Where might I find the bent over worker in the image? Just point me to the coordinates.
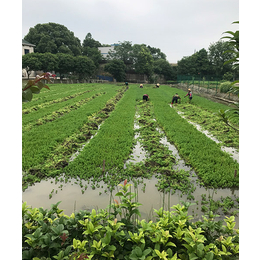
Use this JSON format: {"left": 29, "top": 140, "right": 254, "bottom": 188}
{"left": 171, "top": 93, "right": 181, "bottom": 105}
{"left": 184, "top": 89, "right": 192, "bottom": 102}
{"left": 143, "top": 94, "right": 149, "bottom": 101}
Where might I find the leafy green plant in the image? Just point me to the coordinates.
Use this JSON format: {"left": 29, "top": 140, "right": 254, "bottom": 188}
{"left": 22, "top": 72, "right": 55, "bottom": 102}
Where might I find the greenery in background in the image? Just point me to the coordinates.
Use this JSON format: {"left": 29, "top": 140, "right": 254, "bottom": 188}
{"left": 104, "top": 60, "right": 126, "bottom": 82}
{"left": 22, "top": 181, "right": 239, "bottom": 260}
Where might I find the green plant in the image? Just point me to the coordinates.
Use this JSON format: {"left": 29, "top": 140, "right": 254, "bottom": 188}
{"left": 22, "top": 72, "right": 55, "bottom": 102}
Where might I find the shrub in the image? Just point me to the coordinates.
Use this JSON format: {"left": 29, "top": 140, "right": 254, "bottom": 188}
{"left": 219, "top": 81, "right": 232, "bottom": 93}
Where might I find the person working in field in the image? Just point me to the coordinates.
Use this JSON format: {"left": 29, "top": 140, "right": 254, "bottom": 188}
{"left": 184, "top": 89, "right": 192, "bottom": 102}
{"left": 143, "top": 94, "right": 149, "bottom": 101}
{"left": 171, "top": 93, "right": 181, "bottom": 105}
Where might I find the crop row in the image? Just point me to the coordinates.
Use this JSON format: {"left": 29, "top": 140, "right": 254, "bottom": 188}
{"left": 22, "top": 86, "right": 122, "bottom": 172}
{"left": 23, "top": 86, "right": 128, "bottom": 190}
{"left": 173, "top": 103, "right": 239, "bottom": 148}
{"left": 63, "top": 86, "right": 138, "bottom": 180}
{"left": 22, "top": 89, "right": 92, "bottom": 115}
{"left": 146, "top": 85, "right": 238, "bottom": 188}
{"left": 22, "top": 85, "right": 113, "bottom": 128}
{"left": 22, "top": 92, "right": 106, "bottom": 132}
{"left": 162, "top": 86, "right": 238, "bottom": 125}
{"left": 22, "top": 83, "right": 94, "bottom": 109}
{"left": 129, "top": 98, "right": 196, "bottom": 196}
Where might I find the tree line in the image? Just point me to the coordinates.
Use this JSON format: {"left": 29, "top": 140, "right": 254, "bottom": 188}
{"left": 23, "top": 22, "right": 238, "bottom": 82}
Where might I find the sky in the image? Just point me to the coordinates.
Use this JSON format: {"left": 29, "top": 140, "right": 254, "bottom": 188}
{"left": 22, "top": 0, "right": 239, "bottom": 63}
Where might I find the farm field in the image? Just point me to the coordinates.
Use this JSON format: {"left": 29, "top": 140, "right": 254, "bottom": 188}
{"left": 22, "top": 83, "right": 239, "bottom": 221}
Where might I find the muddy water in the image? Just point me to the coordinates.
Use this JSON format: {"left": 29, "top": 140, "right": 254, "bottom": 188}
{"left": 23, "top": 113, "right": 239, "bottom": 227}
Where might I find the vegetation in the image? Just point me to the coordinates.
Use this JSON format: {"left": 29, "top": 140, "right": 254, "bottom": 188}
{"left": 23, "top": 83, "right": 239, "bottom": 192}
{"left": 22, "top": 181, "right": 239, "bottom": 260}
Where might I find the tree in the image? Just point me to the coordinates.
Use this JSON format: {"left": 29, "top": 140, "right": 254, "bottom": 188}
{"left": 177, "top": 55, "right": 197, "bottom": 76}
{"left": 147, "top": 46, "right": 167, "bottom": 60}
{"left": 208, "top": 40, "right": 235, "bottom": 78}
{"left": 195, "top": 48, "right": 211, "bottom": 76}
{"left": 82, "top": 33, "right": 101, "bottom": 48}
{"left": 153, "top": 59, "right": 174, "bottom": 80}
{"left": 82, "top": 47, "right": 102, "bottom": 69}
{"left": 107, "top": 41, "right": 133, "bottom": 64}
{"left": 22, "top": 53, "right": 42, "bottom": 79}
{"left": 132, "top": 44, "right": 154, "bottom": 79}
{"left": 56, "top": 53, "right": 75, "bottom": 78}
{"left": 177, "top": 48, "right": 211, "bottom": 77}
{"left": 24, "top": 22, "right": 82, "bottom": 56}
{"left": 37, "top": 52, "right": 58, "bottom": 72}
{"left": 104, "top": 60, "right": 126, "bottom": 82}
{"left": 74, "top": 56, "right": 96, "bottom": 80}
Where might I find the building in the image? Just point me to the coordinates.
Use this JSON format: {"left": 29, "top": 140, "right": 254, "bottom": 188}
{"left": 98, "top": 44, "right": 121, "bottom": 59}
{"left": 22, "top": 39, "right": 35, "bottom": 55}
{"left": 22, "top": 39, "right": 36, "bottom": 78}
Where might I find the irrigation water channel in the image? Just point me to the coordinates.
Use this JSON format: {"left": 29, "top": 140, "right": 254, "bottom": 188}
{"left": 23, "top": 111, "right": 239, "bottom": 226}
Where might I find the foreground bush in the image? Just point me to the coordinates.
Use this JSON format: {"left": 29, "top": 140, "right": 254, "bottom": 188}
{"left": 22, "top": 180, "right": 239, "bottom": 259}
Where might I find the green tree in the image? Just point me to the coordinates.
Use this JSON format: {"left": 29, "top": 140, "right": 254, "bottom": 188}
{"left": 82, "top": 33, "right": 101, "bottom": 48}
{"left": 24, "top": 22, "right": 82, "bottom": 56}
{"left": 56, "top": 53, "right": 75, "bottom": 78}
{"left": 107, "top": 41, "right": 133, "bottom": 64}
{"left": 153, "top": 59, "right": 174, "bottom": 80}
{"left": 132, "top": 44, "right": 154, "bottom": 79}
{"left": 22, "top": 52, "right": 42, "bottom": 79}
{"left": 104, "top": 59, "right": 126, "bottom": 82}
{"left": 74, "top": 56, "right": 96, "bottom": 80}
{"left": 147, "top": 45, "right": 167, "bottom": 60}
{"left": 195, "top": 48, "right": 211, "bottom": 76}
{"left": 177, "top": 55, "right": 197, "bottom": 76}
{"left": 208, "top": 40, "right": 235, "bottom": 78}
{"left": 37, "top": 52, "right": 58, "bottom": 72}
{"left": 177, "top": 48, "right": 211, "bottom": 77}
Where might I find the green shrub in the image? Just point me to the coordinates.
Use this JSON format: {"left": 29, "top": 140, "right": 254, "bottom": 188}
{"left": 219, "top": 81, "right": 232, "bottom": 93}
{"left": 22, "top": 180, "right": 239, "bottom": 259}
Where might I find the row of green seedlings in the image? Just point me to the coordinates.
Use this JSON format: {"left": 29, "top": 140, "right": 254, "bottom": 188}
{"left": 125, "top": 100, "right": 196, "bottom": 199}
{"left": 22, "top": 84, "right": 111, "bottom": 128}
{"left": 167, "top": 85, "right": 238, "bottom": 124}
{"left": 22, "top": 89, "right": 93, "bottom": 115}
{"left": 172, "top": 103, "right": 239, "bottom": 148}
{"left": 22, "top": 86, "right": 128, "bottom": 191}
{"left": 148, "top": 86, "right": 239, "bottom": 188}
{"left": 22, "top": 83, "right": 93, "bottom": 108}
{"left": 63, "top": 85, "right": 138, "bottom": 185}
{"left": 23, "top": 92, "right": 106, "bottom": 132}
{"left": 22, "top": 181, "right": 239, "bottom": 260}
{"left": 22, "top": 85, "right": 122, "bottom": 172}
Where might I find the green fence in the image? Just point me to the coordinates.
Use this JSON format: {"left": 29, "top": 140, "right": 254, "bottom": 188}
{"left": 177, "top": 75, "right": 221, "bottom": 94}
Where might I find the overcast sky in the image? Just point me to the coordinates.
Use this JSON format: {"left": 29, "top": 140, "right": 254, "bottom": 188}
{"left": 22, "top": 0, "right": 239, "bottom": 63}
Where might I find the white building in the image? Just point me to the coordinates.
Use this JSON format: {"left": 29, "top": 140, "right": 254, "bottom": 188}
{"left": 98, "top": 45, "right": 115, "bottom": 59}
{"left": 22, "top": 39, "right": 36, "bottom": 78}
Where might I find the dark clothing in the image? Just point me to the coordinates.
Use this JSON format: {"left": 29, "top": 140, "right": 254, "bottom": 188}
{"left": 143, "top": 94, "right": 149, "bottom": 101}
{"left": 171, "top": 94, "right": 181, "bottom": 104}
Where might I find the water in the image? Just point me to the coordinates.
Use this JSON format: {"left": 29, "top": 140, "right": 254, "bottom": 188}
{"left": 23, "top": 115, "right": 239, "bottom": 226}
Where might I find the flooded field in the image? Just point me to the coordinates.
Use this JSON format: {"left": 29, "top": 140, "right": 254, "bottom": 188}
{"left": 23, "top": 112, "right": 239, "bottom": 226}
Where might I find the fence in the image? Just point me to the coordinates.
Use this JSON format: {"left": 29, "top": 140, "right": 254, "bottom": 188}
{"left": 174, "top": 75, "right": 238, "bottom": 103}
{"left": 177, "top": 75, "right": 222, "bottom": 94}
